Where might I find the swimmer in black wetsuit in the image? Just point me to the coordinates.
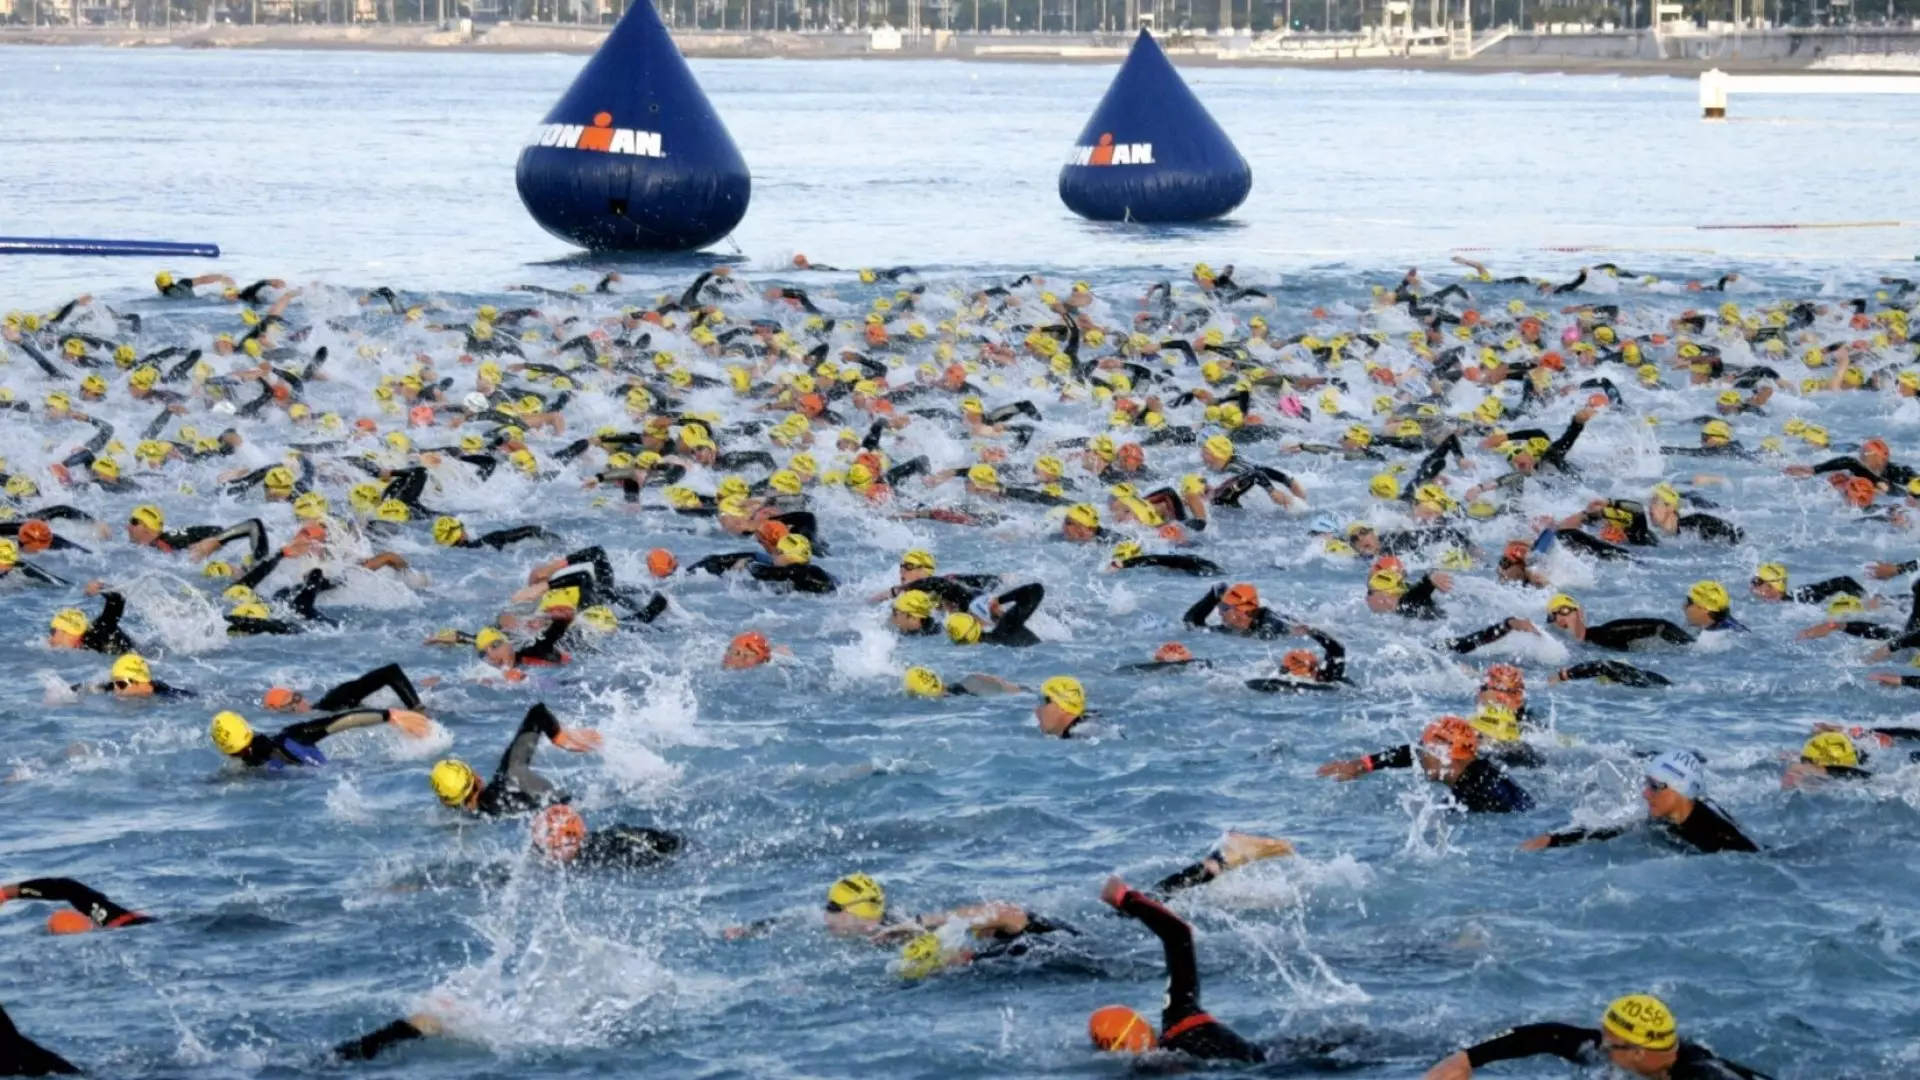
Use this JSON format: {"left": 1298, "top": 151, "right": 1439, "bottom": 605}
{"left": 332, "top": 1013, "right": 445, "bottom": 1063}
{"left": 209, "top": 707, "right": 430, "bottom": 768}
{"left": 1107, "top": 539, "right": 1221, "bottom": 576}
{"left": 1185, "top": 582, "right": 1288, "bottom": 638}
{"left": 1545, "top": 593, "right": 1695, "bottom": 651}
{"left": 1549, "top": 659, "right": 1671, "bottom": 687}
{"left": 528, "top": 804, "right": 682, "bottom": 870}
{"left": 428, "top": 703, "right": 602, "bottom": 817}
{"left": 1422, "top": 992, "right": 1770, "bottom": 1080}
{"left": 1521, "top": 750, "right": 1758, "bottom": 855}
{"left": 0, "top": 877, "right": 154, "bottom": 934}
{"left": 944, "top": 582, "right": 1046, "bottom": 646}
{"left": 432, "top": 515, "right": 562, "bottom": 550}
{"left": 260, "top": 663, "right": 427, "bottom": 714}
{"left": 0, "top": 1003, "right": 81, "bottom": 1075}
{"left": 1317, "top": 716, "right": 1534, "bottom": 813}
{"left": 1087, "top": 878, "right": 1265, "bottom": 1062}
{"left": 47, "top": 582, "right": 135, "bottom": 654}
{"left": 1247, "top": 625, "right": 1349, "bottom": 693}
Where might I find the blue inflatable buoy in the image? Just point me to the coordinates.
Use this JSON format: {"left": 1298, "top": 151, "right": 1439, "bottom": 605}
{"left": 1058, "top": 30, "right": 1251, "bottom": 224}
{"left": 515, "top": 0, "right": 749, "bottom": 253}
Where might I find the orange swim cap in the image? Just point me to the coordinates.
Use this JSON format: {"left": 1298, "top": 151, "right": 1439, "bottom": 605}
{"left": 1089, "top": 1005, "right": 1155, "bottom": 1052}
{"left": 263, "top": 686, "right": 296, "bottom": 710}
{"left": 1153, "top": 642, "right": 1192, "bottom": 663}
{"left": 1282, "top": 649, "right": 1317, "bottom": 678}
{"left": 646, "top": 548, "right": 678, "bottom": 578}
{"left": 726, "top": 631, "right": 772, "bottom": 668}
{"left": 756, "top": 520, "right": 790, "bottom": 549}
{"left": 1371, "top": 555, "right": 1404, "bottom": 576}
{"left": 1422, "top": 716, "right": 1480, "bottom": 762}
{"left": 409, "top": 405, "right": 435, "bottom": 427}
{"left": 1221, "top": 583, "right": 1259, "bottom": 609}
{"left": 46, "top": 910, "right": 96, "bottom": 936}
{"left": 1483, "top": 663, "right": 1525, "bottom": 694}
{"left": 532, "top": 804, "right": 587, "bottom": 862}
{"left": 17, "top": 519, "right": 52, "bottom": 552}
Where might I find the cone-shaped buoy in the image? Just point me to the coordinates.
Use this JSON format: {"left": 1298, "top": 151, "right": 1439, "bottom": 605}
{"left": 516, "top": 0, "right": 749, "bottom": 252}
{"left": 1058, "top": 31, "right": 1251, "bottom": 224}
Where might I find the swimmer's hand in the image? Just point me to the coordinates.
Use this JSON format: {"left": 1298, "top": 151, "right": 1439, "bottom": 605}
{"left": 552, "top": 728, "right": 603, "bottom": 753}
{"left": 1098, "top": 877, "right": 1131, "bottom": 911}
{"left": 1517, "top": 834, "right": 1553, "bottom": 852}
{"left": 1423, "top": 1050, "right": 1474, "bottom": 1080}
{"left": 387, "top": 710, "right": 431, "bottom": 738}
{"left": 423, "top": 629, "right": 462, "bottom": 646}
{"left": 1317, "top": 759, "right": 1368, "bottom": 782}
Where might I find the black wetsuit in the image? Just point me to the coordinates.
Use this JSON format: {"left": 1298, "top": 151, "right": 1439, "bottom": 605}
{"left": 1114, "top": 553, "right": 1222, "bottom": 577}
{"left": 229, "top": 709, "right": 391, "bottom": 769}
{"left": 1461, "top": 1023, "right": 1771, "bottom": 1079}
{"left": 453, "top": 524, "right": 562, "bottom": 550}
{"left": 1114, "top": 888, "right": 1265, "bottom": 1063}
{"left": 472, "top": 704, "right": 571, "bottom": 817}
{"left": 72, "top": 591, "right": 136, "bottom": 654}
{"left": 333, "top": 1018, "right": 428, "bottom": 1062}
{"left": 1361, "top": 747, "right": 1534, "bottom": 812}
{"left": 0, "top": 1004, "right": 80, "bottom": 1076}
{"left": 972, "top": 583, "right": 1046, "bottom": 646}
{"left": 1542, "top": 799, "right": 1758, "bottom": 854}
{"left": 9, "top": 878, "right": 152, "bottom": 931}
{"left": 1582, "top": 618, "right": 1695, "bottom": 651}
{"left": 1246, "top": 628, "right": 1348, "bottom": 693}
{"left": 1556, "top": 660, "right": 1671, "bottom": 687}
{"left": 576, "top": 825, "right": 682, "bottom": 869}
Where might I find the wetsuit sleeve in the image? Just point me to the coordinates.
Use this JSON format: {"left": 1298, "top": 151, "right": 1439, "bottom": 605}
{"left": 1152, "top": 861, "right": 1219, "bottom": 896}
{"left": 517, "top": 618, "right": 571, "bottom": 664}
{"left": 689, "top": 552, "right": 759, "bottom": 576}
{"left": 563, "top": 545, "right": 616, "bottom": 590}
{"left": 1447, "top": 620, "right": 1515, "bottom": 654}
{"left": 1304, "top": 628, "right": 1347, "bottom": 682}
{"left": 0, "top": 1005, "right": 81, "bottom": 1075}
{"left": 478, "top": 525, "right": 561, "bottom": 550}
{"left": 1540, "top": 415, "right": 1586, "bottom": 471}
{"left": 279, "top": 709, "right": 389, "bottom": 746}
{"left": 493, "top": 704, "right": 563, "bottom": 795}
{"left": 13, "top": 877, "right": 135, "bottom": 925}
{"left": 332, "top": 1019, "right": 426, "bottom": 1061}
{"left": 1557, "top": 660, "right": 1670, "bottom": 687}
{"left": 1793, "top": 576, "right": 1864, "bottom": 604}
{"left": 1129, "top": 554, "right": 1223, "bottom": 576}
{"left": 1365, "top": 745, "right": 1415, "bottom": 771}
{"left": 1543, "top": 824, "right": 1632, "bottom": 848}
{"left": 1183, "top": 585, "right": 1224, "bottom": 628}
{"left": 1116, "top": 889, "right": 1203, "bottom": 1023}
{"left": 990, "top": 583, "right": 1044, "bottom": 637}
{"left": 1398, "top": 576, "right": 1442, "bottom": 619}
{"left": 313, "top": 663, "right": 422, "bottom": 711}
{"left": 1678, "top": 801, "right": 1761, "bottom": 854}
{"left": 211, "top": 518, "right": 270, "bottom": 563}
{"left": 80, "top": 591, "right": 134, "bottom": 654}
{"left": 1463, "top": 1023, "right": 1604, "bottom": 1068}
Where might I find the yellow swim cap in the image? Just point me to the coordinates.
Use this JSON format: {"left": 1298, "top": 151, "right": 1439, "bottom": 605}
{"left": 375, "top": 499, "right": 411, "bottom": 524}
{"left": 900, "top": 549, "right": 936, "bottom": 572}
{"left": 111, "top": 653, "right": 151, "bottom": 684}
{"left": 1548, "top": 593, "right": 1581, "bottom": 615}
{"left": 1203, "top": 434, "right": 1234, "bottom": 463}
{"left": 1753, "top": 563, "right": 1787, "bottom": 587}
{"left": 1801, "top": 731, "right": 1859, "bottom": 768}
{"left": 904, "top": 667, "right": 945, "bottom": 698}
{"left": 1065, "top": 504, "right": 1099, "bottom": 530}
{"left": 1687, "top": 580, "right": 1731, "bottom": 614}
{"left": 1469, "top": 702, "right": 1520, "bottom": 742}
{"left": 1369, "top": 473, "right": 1401, "bottom": 500}
{"left": 1601, "top": 994, "right": 1677, "bottom": 1051}
{"left": 1110, "top": 540, "right": 1142, "bottom": 564}
{"left": 899, "top": 933, "right": 948, "bottom": 980}
{"left": 430, "top": 759, "right": 478, "bottom": 806}
{"left": 50, "top": 609, "right": 87, "bottom": 636}
{"left": 946, "top": 612, "right": 983, "bottom": 644}
{"left": 893, "top": 590, "right": 936, "bottom": 620}
{"left": 1042, "top": 676, "right": 1086, "bottom": 717}
{"left": 292, "top": 492, "right": 328, "bottom": 521}
{"left": 967, "top": 463, "right": 1001, "bottom": 488}
{"left": 827, "top": 873, "right": 885, "bottom": 919}
{"left": 1651, "top": 483, "right": 1681, "bottom": 507}
{"left": 210, "top": 711, "right": 255, "bottom": 756}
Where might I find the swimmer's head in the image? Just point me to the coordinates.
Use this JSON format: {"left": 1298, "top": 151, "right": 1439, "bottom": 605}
{"left": 1088, "top": 1006, "right": 1155, "bottom": 1053}
{"left": 532, "top": 804, "right": 588, "bottom": 863}
{"left": 724, "top": 630, "right": 772, "bottom": 669}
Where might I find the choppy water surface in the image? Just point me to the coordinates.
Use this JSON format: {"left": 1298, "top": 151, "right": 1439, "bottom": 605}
{"left": 1, "top": 43, "right": 1920, "bottom": 1080}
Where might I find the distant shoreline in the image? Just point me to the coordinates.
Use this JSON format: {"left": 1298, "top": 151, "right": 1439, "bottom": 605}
{"left": 0, "top": 23, "right": 1859, "bottom": 76}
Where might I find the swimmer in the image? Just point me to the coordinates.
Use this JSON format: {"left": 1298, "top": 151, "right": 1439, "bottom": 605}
{"left": 1115, "top": 642, "right": 1214, "bottom": 673}
{"left": 0, "top": 877, "right": 154, "bottom": 934}
{"left": 1544, "top": 593, "right": 1696, "bottom": 651}
{"left": 260, "top": 663, "right": 428, "bottom": 714}
{"left": 1317, "top": 716, "right": 1534, "bottom": 813}
{"left": 1780, "top": 727, "right": 1920, "bottom": 788}
{"left": 47, "top": 580, "right": 135, "bottom": 654}
{"left": 74, "top": 652, "right": 193, "bottom": 699}
{"left": 901, "top": 667, "right": 1024, "bottom": 698}
{"left": 529, "top": 804, "right": 682, "bottom": 870}
{"left": 1421, "top": 993, "right": 1769, "bottom": 1079}
{"left": 210, "top": 707, "right": 430, "bottom": 768}
{"left": 1246, "top": 624, "right": 1349, "bottom": 693}
{"left": 428, "top": 703, "right": 602, "bottom": 816}
{"left": 0, "top": 1002, "right": 80, "bottom": 1075}
{"left": 332, "top": 1013, "right": 445, "bottom": 1062}
{"left": 1034, "top": 676, "right": 1087, "bottom": 736}
{"left": 1184, "top": 582, "right": 1287, "bottom": 638}
{"left": 1087, "top": 877, "right": 1265, "bottom": 1062}
{"left": 1521, "top": 750, "right": 1758, "bottom": 854}
{"left": 1106, "top": 539, "right": 1221, "bottom": 576}
{"left": 944, "top": 583, "right": 1046, "bottom": 647}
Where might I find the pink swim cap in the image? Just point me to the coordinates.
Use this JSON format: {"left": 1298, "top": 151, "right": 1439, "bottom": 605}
{"left": 1560, "top": 326, "right": 1581, "bottom": 345}
{"left": 1277, "top": 394, "right": 1305, "bottom": 418}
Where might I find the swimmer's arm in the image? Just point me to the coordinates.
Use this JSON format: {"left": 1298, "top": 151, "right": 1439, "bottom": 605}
{"left": 281, "top": 709, "right": 391, "bottom": 745}
{"left": 1183, "top": 584, "right": 1225, "bottom": 628}
{"left": 4, "top": 877, "right": 133, "bottom": 924}
{"left": 1461, "top": 1023, "right": 1602, "bottom": 1067}
{"left": 332, "top": 1013, "right": 442, "bottom": 1062}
